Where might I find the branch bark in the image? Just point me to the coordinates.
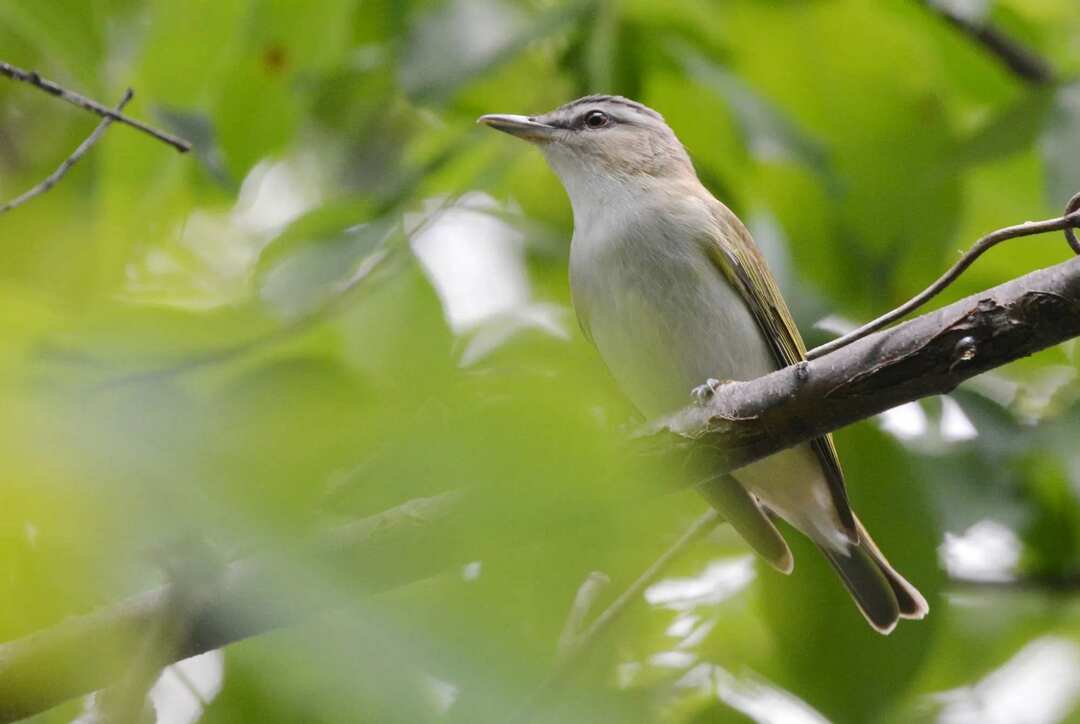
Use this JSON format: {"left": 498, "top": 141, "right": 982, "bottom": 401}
{"left": 0, "top": 61, "right": 191, "bottom": 152}
{"left": 0, "top": 90, "right": 133, "bottom": 214}
{"left": 643, "top": 254, "right": 1080, "bottom": 474}
{"left": 4, "top": 253, "right": 1080, "bottom": 720}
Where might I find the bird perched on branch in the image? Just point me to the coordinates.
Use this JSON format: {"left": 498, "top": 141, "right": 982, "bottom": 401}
{"left": 480, "top": 95, "right": 927, "bottom": 633}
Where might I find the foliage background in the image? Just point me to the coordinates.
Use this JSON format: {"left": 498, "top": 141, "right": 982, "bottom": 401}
{"left": 2, "top": 0, "right": 1080, "bottom": 722}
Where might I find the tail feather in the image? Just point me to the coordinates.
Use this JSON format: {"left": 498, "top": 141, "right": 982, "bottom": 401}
{"left": 819, "top": 542, "right": 901, "bottom": 634}
{"left": 817, "top": 516, "right": 928, "bottom": 634}
{"left": 854, "top": 517, "right": 929, "bottom": 620}
{"left": 696, "top": 476, "right": 793, "bottom": 574}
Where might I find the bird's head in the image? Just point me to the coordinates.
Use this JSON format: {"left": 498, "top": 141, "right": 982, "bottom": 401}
{"left": 478, "top": 96, "right": 694, "bottom": 188}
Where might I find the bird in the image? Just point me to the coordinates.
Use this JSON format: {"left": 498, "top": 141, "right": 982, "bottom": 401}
{"left": 479, "top": 95, "right": 927, "bottom": 633}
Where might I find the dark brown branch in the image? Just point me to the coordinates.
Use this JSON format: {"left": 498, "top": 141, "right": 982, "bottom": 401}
{"left": 6, "top": 229, "right": 1080, "bottom": 720}
{"left": 645, "top": 254, "right": 1080, "bottom": 473}
{"left": 0, "top": 61, "right": 191, "bottom": 153}
{"left": 0, "top": 90, "right": 133, "bottom": 215}
{"left": 919, "top": 0, "right": 1055, "bottom": 85}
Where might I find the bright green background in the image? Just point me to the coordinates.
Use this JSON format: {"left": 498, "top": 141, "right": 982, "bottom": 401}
{"left": 2, "top": 0, "right": 1080, "bottom": 722}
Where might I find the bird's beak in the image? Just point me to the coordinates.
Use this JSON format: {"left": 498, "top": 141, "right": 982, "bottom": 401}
{"left": 477, "top": 114, "right": 556, "bottom": 143}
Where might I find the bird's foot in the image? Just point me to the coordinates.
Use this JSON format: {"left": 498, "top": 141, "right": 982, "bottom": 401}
{"left": 691, "top": 378, "right": 731, "bottom": 407}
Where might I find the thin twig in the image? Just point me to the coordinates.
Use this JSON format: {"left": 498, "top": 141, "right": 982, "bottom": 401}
{"left": 0, "top": 61, "right": 191, "bottom": 152}
{"left": 809, "top": 210, "right": 1080, "bottom": 359}
{"left": 0, "top": 89, "right": 134, "bottom": 215}
{"left": 514, "top": 510, "right": 720, "bottom": 723}
{"left": 919, "top": 0, "right": 1055, "bottom": 85}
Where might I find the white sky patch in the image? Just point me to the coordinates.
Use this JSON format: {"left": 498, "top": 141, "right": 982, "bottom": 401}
{"left": 409, "top": 193, "right": 570, "bottom": 363}
{"left": 934, "top": 637, "right": 1080, "bottom": 724}
{"left": 814, "top": 314, "right": 856, "bottom": 337}
{"left": 940, "top": 396, "right": 978, "bottom": 442}
{"left": 462, "top": 560, "right": 483, "bottom": 581}
{"left": 426, "top": 674, "right": 460, "bottom": 715}
{"left": 125, "top": 153, "right": 326, "bottom": 309}
{"left": 879, "top": 401, "right": 929, "bottom": 440}
{"left": 939, "top": 519, "right": 1021, "bottom": 583}
{"left": 232, "top": 156, "right": 324, "bottom": 235}
{"left": 676, "top": 664, "right": 831, "bottom": 724}
{"left": 149, "top": 649, "right": 225, "bottom": 724}
{"left": 410, "top": 193, "right": 530, "bottom": 332}
{"left": 649, "top": 651, "right": 698, "bottom": 669}
{"left": 645, "top": 556, "right": 756, "bottom": 611}
{"left": 665, "top": 613, "right": 700, "bottom": 638}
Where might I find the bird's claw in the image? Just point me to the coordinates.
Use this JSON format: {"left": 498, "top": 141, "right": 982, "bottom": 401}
{"left": 691, "top": 378, "right": 726, "bottom": 407}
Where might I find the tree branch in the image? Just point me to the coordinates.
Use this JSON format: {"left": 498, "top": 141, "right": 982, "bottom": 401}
{"left": 0, "top": 61, "right": 191, "bottom": 153}
{"left": 643, "top": 253, "right": 1080, "bottom": 474}
{"left": 808, "top": 210, "right": 1080, "bottom": 358}
{"left": 5, "top": 221, "right": 1080, "bottom": 719}
{"left": 0, "top": 90, "right": 134, "bottom": 215}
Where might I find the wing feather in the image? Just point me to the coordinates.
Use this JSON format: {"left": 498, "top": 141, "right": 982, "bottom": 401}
{"left": 702, "top": 202, "right": 856, "bottom": 538}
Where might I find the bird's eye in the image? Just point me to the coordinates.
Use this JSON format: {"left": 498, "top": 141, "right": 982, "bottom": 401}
{"left": 583, "top": 110, "right": 610, "bottom": 129}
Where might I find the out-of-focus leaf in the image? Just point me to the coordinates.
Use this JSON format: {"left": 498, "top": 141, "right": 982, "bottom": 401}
{"left": 401, "top": 0, "right": 591, "bottom": 103}
{"left": 1019, "top": 452, "right": 1080, "bottom": 578}
{"left": 1041, "top": 82, "right": 1080, "bottom": 208}
{"left": 756, "top": 423, "right": 941, "bottom": 723}
{"left": 0, "top": 0, "right": 106, "bottom": 89}
{"left": 952, "top": 88, "right": 1055, "bottom": 168}
{"left": 255, "top": 200, "right": 400, "bottom": 320}
{"left": 673, "top": 44, "right": 833, "bottom": 182}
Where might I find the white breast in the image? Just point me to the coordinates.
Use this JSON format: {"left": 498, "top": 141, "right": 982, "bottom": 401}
{"left": 567, "top": 189, "right": 846, "bottom": 547}
{"left": 568, "top": 192, "right": 775, "bottom": 419}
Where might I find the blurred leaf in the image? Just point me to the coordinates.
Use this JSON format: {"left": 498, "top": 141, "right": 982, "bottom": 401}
{"left": 1041, "top": 82, "right": 1080, "bottom": 208}
{"left": 401, "top": 0, "right": 592, "bottom": 103}
{"left": 256, "top": 200, "right": 400, "bottom": 320}
{"left": 673, "top": 43, "right": 833, "bottom": 182}
{"left": 757, "top": 424, "right": 941, "bottom": 723}
{"left": 952, "top": 87, "right": 1055, "bottom": 168}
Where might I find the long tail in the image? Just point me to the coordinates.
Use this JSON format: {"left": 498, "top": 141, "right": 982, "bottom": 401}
{"left": 818, "top": 516, "right": 928, "bottom": 635}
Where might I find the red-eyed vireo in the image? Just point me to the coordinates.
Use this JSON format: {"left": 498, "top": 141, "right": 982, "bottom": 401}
{"left": 480, "top": 96, "right": 927, "bottom": 633}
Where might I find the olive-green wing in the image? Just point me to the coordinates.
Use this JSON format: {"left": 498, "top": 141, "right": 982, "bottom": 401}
{"left": 703, "top": 201, "right": 856, "bottom": 539}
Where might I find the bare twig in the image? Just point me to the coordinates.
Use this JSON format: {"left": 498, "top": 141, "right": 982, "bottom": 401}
{"left": 809, "top": 209, "right": 1080, "bottom": 359}
{"left": 0, "top": 89, "right": 134, "bottom": 214}
{"left": 516, "top": 510, "right": 720, "bottom": 723}
{"left": 919, "top": 0, "right": 1055, "bottom": 85}
{"left": 0, "top": 61, "right": 191, "bottom": 152}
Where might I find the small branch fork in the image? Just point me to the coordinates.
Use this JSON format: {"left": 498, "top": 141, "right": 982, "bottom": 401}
{"left": 0, "top": 89, "right": 134, "bottom": 215}
{"left": 0, "top": 61, "right": 191, "bottom": 153}
{"left": 0, "top": 60, "right": 192, "bottom": 215}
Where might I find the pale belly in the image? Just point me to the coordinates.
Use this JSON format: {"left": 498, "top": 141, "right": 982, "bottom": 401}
{"left": 570, "top": 235, "right": 844, "bottom": 545}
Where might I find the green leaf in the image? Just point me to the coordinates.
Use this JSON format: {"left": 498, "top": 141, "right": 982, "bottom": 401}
{"left": 1041, "top": 82, "right": 1080, "bottom": 208}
